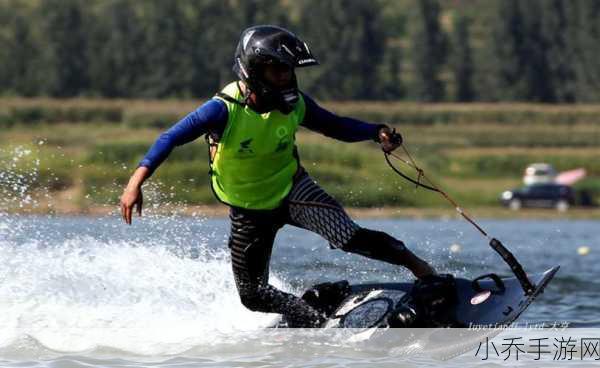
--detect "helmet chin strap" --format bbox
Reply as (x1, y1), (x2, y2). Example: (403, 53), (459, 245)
(281, 86), (299, 105)
(245, 73), (299, 114)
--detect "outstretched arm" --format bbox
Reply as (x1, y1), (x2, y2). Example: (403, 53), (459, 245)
(120, 99), (227, 224)
(138, 99), (228, 176)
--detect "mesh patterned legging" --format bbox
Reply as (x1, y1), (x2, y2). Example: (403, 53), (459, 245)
(228, 169), (413, 327)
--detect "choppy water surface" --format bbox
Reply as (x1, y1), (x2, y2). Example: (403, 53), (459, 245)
(0, 212), (598, 367)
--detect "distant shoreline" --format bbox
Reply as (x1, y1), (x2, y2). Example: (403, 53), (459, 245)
(4, 204), (600, 220)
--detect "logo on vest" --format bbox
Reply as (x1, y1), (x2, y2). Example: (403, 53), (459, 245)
(276, 126), (288, 138)
(238, 138), (254, 154)
(275, 127), (291, 152)
(275, 137), (290, 152)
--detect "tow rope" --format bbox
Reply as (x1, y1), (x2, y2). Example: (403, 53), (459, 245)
(384, 146), (536, 295)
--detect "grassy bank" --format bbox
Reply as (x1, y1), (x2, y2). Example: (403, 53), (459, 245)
(4, 98), (600, 128)
(1, 98), (599, 215)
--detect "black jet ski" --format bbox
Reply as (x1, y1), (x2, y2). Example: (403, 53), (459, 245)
(275, 266), (559, 328)
(274, 150), (561, 330)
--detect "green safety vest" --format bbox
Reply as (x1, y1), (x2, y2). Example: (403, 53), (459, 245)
(211, 82), (305, 210)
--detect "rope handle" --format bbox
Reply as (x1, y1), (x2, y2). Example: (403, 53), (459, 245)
(384, 146), (536, 295)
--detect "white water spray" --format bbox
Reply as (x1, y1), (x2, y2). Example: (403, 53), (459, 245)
(0, 234), (285, 355)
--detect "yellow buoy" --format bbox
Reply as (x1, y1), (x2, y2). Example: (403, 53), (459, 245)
(577, 246), (590, 256)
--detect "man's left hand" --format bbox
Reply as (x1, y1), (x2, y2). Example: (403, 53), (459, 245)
(378, 125), (403, 153)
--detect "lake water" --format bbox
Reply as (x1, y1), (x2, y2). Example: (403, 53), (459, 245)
(0, 212), (598, 367)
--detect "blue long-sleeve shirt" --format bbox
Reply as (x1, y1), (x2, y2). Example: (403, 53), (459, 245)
(139, 93), (381, 175)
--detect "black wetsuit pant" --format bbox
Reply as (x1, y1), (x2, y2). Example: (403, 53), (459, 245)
(228, 168), (413, 327)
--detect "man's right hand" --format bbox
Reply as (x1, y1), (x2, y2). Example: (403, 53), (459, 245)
(120, 185), (143, 225)
(378, 125), (403, 153)
(120, 166), (150, 225)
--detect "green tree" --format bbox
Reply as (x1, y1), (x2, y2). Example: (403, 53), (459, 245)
(88, 0), (148, 97)
(138, 0), (194, 98)
(4, 11), (44, 96)
(491, 0), (570, 102)
(452, 14), (475, 102)
(298, 0), (386, 100)
(519, 0), (555, 102)
(569, 0), (600, 101)
(538, 0), (576, 102)
(377, 1), (408, 100)
(42, 0), (90, 97)
(412, 0), (448, 101)
(490, 0), (527, 100)
(188, 0), (292, 97)
(187, 0), (236, 97)
(452, 15), (476, 102)
(379, 44), (404, 100)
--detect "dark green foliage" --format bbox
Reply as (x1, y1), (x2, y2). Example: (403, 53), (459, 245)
(411, 0), (448, 101)
(568, 1), (600, 101)
(540, 0), (576, 103)
(490, 0), (528, 100)
(452, 14), (475, 102)
(88, 0), (148, 97)
(0, 0), (600, 102)
(139, 1), (194, 98)
(298, 0), (387, 99)
(379, 45), (404, 100)
(41, 0), (90, 97)
(187, 0), (237, 96)
(489, 0), (586, 103)
(5, 14), (41, 96)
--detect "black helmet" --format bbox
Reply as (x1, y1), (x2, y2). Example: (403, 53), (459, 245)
(233, 25), (318, 113)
